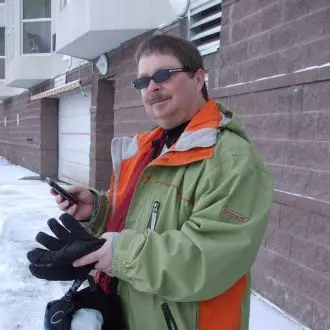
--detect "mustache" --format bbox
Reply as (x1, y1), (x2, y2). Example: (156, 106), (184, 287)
(149, 93), (171, 105)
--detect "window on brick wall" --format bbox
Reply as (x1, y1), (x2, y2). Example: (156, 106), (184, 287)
(0, 27), (5, 79)
(189, 0), (222, 56)
(22, 0), (51, 54)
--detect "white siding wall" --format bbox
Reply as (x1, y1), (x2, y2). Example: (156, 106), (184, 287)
(58, 88), (91, 186)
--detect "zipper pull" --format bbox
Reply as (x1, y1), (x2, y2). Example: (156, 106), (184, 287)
(149, 201), (160, 231)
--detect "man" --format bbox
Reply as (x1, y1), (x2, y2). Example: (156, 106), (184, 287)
(34, 35), (273, 329)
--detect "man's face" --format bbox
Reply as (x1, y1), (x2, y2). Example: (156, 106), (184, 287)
(137, 53), (205, 129)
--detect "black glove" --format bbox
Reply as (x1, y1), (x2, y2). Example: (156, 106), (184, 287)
(27, 213), (105, 281)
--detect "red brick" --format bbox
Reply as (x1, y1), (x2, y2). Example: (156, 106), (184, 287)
(311, 303), (330, 330)
(114, 107), (148, 123)
(216, 50), (231, 69)
(230, 0), (275, 22)
(302, 81), (330, 112)
(283, 0), (312, 21)
(226, 92), (257, 115)
(287, 112), (317, 140)
(314, 102), (330, 139)
(89, 159), (113, 187)
(269, 203), (281, 227)
(207, 69), (218, 90)
(282, 286), (315, 329)
(290, 236), (330, 275)
(254, 271), (287, 309)
(217, 65), (239, 86)
(300, 268), (330, 307)
(114, 120), (154, 136)
(232, 2), (283, 43)
(305, 36), (330, 68)
(115, 73), (137, 91)
(307, 214), (330, 247)
(247, 31), (272, 59)
(280, 205), (310, 238)
(244, 113), (291, 139)
(273, 254), (303, 290)
(219, 25), (231, 46)
(237, 53), (284, 83)
(253, 247), (276, 277)
(251, 139), (274, 164)
(250, 265), (260, 289)
(272, 140), (330, 172)
(279, 43), (308, 72)
(265, 227), (292, 256)
(272, 165), (330, 202)
(203, 53), (217, 72)
(226, 40), (249, 65)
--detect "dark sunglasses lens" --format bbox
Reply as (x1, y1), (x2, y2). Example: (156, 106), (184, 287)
(153, 70), (171, 83)
(133, 77), (150, 90)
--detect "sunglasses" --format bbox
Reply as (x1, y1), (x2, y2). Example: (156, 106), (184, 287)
(133, 68), (188, 90)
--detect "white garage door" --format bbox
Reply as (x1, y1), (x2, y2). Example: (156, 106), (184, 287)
(58, 88), (91, 186)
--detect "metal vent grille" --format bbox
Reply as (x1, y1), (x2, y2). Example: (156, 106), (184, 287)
(189, 0), (222, 56)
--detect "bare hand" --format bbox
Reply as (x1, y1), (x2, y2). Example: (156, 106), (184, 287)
(51, 185), (94, 221)
(72, 232), (114, 274)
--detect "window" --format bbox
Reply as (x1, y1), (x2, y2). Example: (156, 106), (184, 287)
(0, 27), (5, 79)
(0, 1), (5, 3)
(22, 0), (51, 54)
(189, 0), (222, 56)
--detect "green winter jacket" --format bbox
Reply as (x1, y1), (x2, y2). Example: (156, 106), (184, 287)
(83, 99), (273, 330)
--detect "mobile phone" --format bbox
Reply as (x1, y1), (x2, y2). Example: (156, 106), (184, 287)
(45, 177), (79, 205)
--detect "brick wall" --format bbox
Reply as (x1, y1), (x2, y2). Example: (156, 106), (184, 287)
(0, 64), (92, 179)
(90, 78), (115, 190)
(252, 192), (330, 330)
(207, 0), (330, 87)
(0, 92), (58, 177)
(208, 0), (330, 328)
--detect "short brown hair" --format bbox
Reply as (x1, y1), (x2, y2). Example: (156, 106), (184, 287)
(135, 35), (208, 101)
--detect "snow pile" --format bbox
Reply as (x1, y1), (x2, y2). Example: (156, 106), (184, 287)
(0, 156), (11, 166)
(0, 157), (38, 182)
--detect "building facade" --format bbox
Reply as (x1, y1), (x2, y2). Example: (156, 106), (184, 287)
(0, 0), (329, 328)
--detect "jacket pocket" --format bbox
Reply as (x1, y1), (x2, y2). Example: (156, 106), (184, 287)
(161, 302), (179, 330)
(147, 201), (160, 231)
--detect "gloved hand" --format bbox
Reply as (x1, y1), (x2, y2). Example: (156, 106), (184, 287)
(27, 213), (106, 281)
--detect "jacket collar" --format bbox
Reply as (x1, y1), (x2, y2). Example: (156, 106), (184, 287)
(139, 98), (222, 152)
(149, 99), (224, 166)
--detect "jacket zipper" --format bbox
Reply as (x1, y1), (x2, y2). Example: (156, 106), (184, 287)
(161, 303), (179, 330)
(148, 201), (160, 231)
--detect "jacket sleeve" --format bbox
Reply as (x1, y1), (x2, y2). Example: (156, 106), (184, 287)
(80, 188), (111, 237)
(111, 153), (273, 302)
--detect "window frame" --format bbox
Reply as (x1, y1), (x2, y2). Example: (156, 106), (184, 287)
(21, 0), (52, 55)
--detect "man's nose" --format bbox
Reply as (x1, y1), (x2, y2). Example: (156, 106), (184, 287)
(147, 78), (161, 92)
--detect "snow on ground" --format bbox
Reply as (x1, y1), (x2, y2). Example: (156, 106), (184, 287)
(0, 158), (71, 329)
(0, 157), (309, 329)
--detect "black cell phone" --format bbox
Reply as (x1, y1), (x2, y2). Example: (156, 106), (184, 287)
(45, 177), (79, 205)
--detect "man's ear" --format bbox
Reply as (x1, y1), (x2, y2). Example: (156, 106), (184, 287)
(194, 68), (205, 92)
